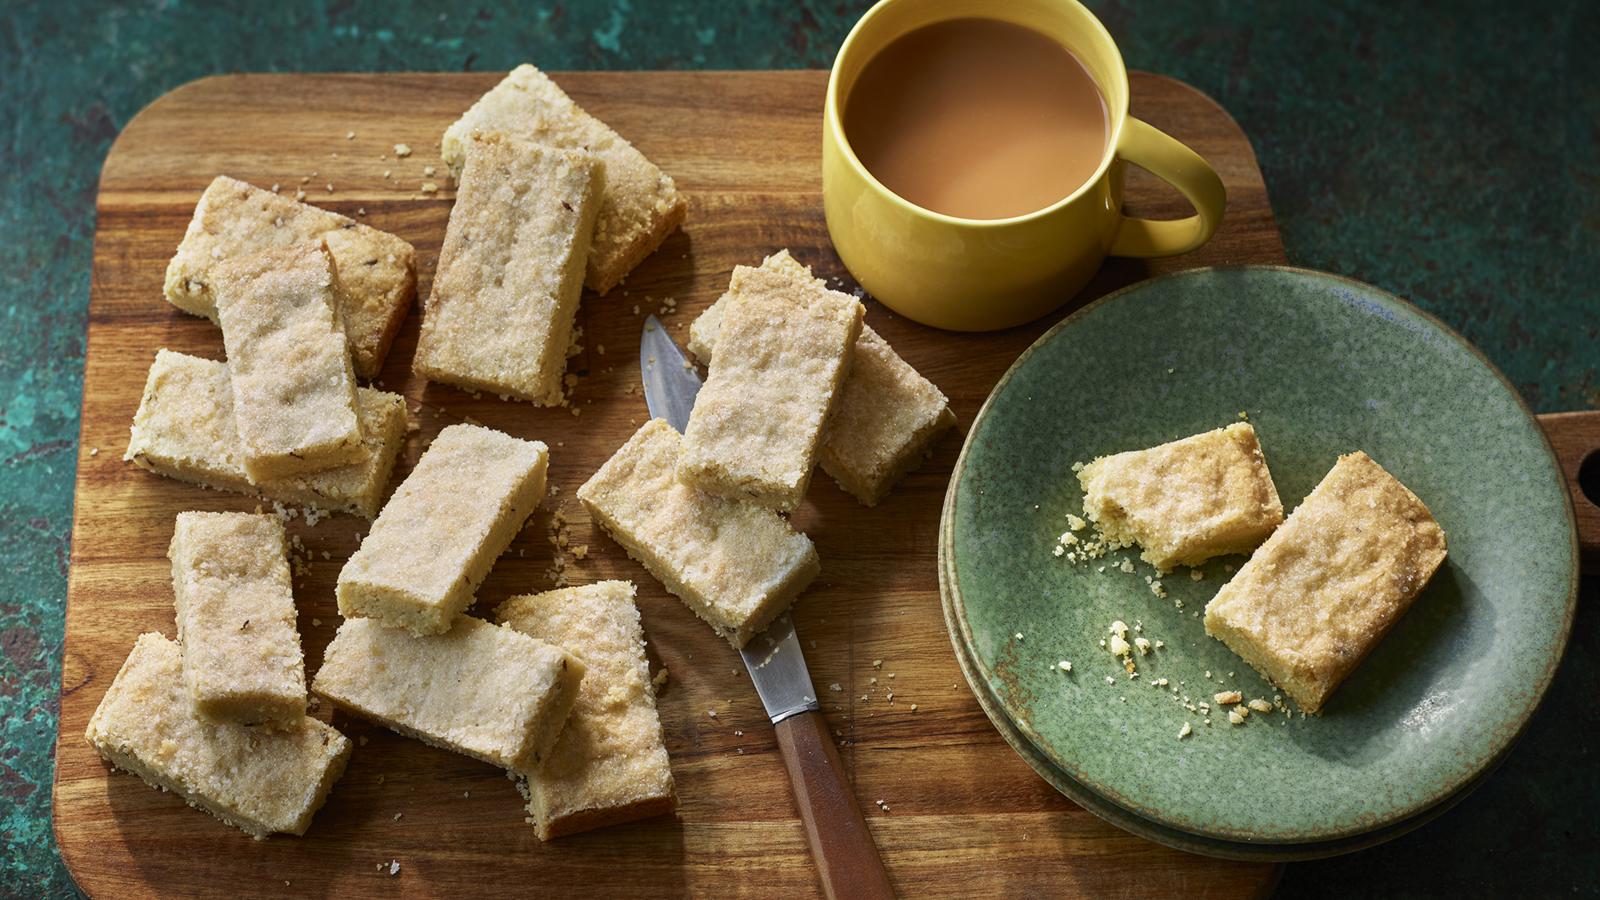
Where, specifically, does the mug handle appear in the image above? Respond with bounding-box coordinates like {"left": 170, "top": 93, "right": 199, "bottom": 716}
{"left": 1108, "top": 116, "right": 1227, "bottom": 258}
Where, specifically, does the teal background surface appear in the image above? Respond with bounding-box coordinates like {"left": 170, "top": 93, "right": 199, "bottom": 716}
{"left": 2, "top": 1, "right": 1595, "bottom": 896}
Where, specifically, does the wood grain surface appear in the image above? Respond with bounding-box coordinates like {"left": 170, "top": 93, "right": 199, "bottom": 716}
{"left": 53, "top": 70, "right": 1292, "bottom": 899}
{"left": 1540, "top": 412, "right": 1600, "bottom": 569}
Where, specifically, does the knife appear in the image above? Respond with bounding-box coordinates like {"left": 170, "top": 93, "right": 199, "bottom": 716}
{"left": 641, "top": 315, "right": 895, "bottom": 900}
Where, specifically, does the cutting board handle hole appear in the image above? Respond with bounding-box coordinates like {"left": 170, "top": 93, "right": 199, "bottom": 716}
{"left": 1580, "top": 448, "right": 1600, "bottom": 509}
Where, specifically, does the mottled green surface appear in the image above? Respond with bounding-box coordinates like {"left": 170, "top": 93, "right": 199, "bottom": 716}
{"left": 1, "top": 1, "right": 1595, "bottom": 897}
{"left": 946, "top": 267, "right": 1577, "bottom": 847}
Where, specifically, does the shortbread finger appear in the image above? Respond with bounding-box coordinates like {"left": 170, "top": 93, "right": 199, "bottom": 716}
{"left": 441, "top": 64, "right": 686, "bottom": 293}
{"left": 85, "top": 633, "right": 349, "bottom": 839}
{"left": 578, "top": 419, "right": 819, "bottom": 648}
{"left": 414, "top": 136, "right": 602, "bottom": 404}
{"left": 213, "top": 243, "right": 363, "bottom": 480}
{"left": 678, "top": 264, "right": 863, "bottom": 511}
{"left": 336, "top": 424, "right": 548, "bottom": 634}
{"left": 163, "top": 175, "right": 416, "bottom": 379}
{"left": 1079, "top": 423, "right": 1284, "bottom": 571}
{"left": 688, "top": 250, "right": 956, "bottom": 506}
{"left": 1204, "top": 452, "right": 1447, "bottom": 713}
{"left": 498, "top": 581, "right": 676, "bottom": 839}
{"left": 124, "top": 350, "right": 406, "bottom": 519}
{"left": 170, "top": 512, "right": 306, "bottom": 728}
{"left": 313, "top": 616, "right": 584, "bottom": 771}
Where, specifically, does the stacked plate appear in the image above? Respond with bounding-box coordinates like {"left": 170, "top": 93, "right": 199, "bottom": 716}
{"left": 938, "top": 268, "right": 1579, "bottom": 860}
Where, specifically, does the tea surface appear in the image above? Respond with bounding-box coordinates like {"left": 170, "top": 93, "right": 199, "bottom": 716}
{"left": 844, "top": 17, "right": 1109, "bottom": 220}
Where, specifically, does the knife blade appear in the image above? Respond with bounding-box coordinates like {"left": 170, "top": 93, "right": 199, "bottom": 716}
{"left": 639, "top": 315, "right": 701, "bottom": 433}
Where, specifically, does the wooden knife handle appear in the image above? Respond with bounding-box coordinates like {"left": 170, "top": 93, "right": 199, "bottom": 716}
{"left": 1538, "top": 411, "right": 1600, "bottom": 571}
{"left": 774, "top": 710, "right": 896, "bottom": 900}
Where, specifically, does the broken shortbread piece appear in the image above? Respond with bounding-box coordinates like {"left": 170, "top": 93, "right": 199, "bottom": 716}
{"left": 441, "top": 64, "right": 686, "bottom": 293}
{"left": 1078, "top": 423, "right": 1284, "bottom": 571}
{"left": 85, "top": 633, "right": 350, "bottom": 838}
{"left": 577, "top": 419, "right": 819, "bottom": 648}
{"left": 337, "top": 424, "right": 547, "bottom": 635}
{"left": 169, "top": 512, "right": 305, "bottom": 728}
{"left": 312, "top": 615, "right": 584, "bottom": 771}
{"left": 163, "top": 175, "right": 416, "bottom": 379}
{"left": 414, "top": 136, "right": 603, "bottom": 404}
{"left": 124, "top": 350, "right": 406, "bottom": 519}
{"left": 498, "top": 581, "right": 676, "bottom": 839}
{"left": 687, "top": 250, "right": 956, "bottom": 506}
{"left": 678, "top": 264, "right": 864, "bottom": 511}
{"left": 212, "top": 243, "right": 362, "bottom": 480}
{"left": 1204, "top": 452, "right": 1447, "bottom": 713}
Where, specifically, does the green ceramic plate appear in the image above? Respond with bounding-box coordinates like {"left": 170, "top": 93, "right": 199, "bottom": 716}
{"left": 944, "top": 583, "right": 1512, "bottom": 860}
{"left": 941, "top": 266, "right": 1578, "bottom": 845}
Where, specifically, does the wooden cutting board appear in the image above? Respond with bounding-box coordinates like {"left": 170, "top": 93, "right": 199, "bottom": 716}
{"left": 53, "top": 69, "right": 1298, "bottom": 899}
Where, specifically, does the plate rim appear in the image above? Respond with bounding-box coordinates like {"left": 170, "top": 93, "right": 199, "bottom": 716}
{"left": 939, "top": 264, "right": 1580, "bottom": 844}
{"left": 939, "top": 545, "right": 1513, "bottom": 861}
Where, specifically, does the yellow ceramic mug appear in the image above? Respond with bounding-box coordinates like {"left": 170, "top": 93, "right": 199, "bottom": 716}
{"left": 823, "top": 0, "right": 1227, "bottom": 331}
